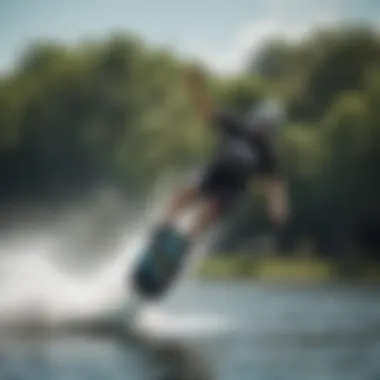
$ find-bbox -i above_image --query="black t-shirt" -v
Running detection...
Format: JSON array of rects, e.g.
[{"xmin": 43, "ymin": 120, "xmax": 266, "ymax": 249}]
[{"xmin": 211, "ymin": 110, "xmax": 280, "ymax": 177}]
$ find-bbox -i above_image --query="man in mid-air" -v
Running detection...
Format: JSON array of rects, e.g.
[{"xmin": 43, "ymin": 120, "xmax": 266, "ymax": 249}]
[{"xmin": 134, "ymin": 67, "xmax": 290, "ymax": 297}]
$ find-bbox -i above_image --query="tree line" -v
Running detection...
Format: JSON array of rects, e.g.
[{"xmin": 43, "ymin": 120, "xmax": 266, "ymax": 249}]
[{"xmin": 0, "ymin": 26, "xmax": 379, "ymax": 259}]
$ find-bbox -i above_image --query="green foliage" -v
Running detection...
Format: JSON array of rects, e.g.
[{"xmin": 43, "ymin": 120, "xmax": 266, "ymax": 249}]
[
  {"xmin": 0, "ymin": 34, "xmax": 209, "ymax": 200},
  {"xmin": 214, "ymin": 75, "xmax": 267, "ymax": 112},
  {"xmin": 0, "ymin": 25, "xmax": 380, "ymax": 258},
  {"xmin": 225, "ymin": 25, "xmax": 380, "ymax": 258}
]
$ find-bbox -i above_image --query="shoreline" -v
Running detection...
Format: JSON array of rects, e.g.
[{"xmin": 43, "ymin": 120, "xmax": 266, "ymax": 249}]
[{"xmin": 195, "ymin": 256, "xmax": 380, "ymax": 282}]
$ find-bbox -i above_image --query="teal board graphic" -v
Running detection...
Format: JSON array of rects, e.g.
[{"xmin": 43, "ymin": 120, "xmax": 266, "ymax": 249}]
[{"xmin": 132, "ymin": 225, "xmax": 190, "ymax": 299}]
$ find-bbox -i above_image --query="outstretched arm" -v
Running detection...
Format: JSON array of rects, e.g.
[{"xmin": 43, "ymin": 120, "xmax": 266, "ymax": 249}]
[
  {"xmin": 184, "ymin": 65, "xmax": 244, "ymax": 134},
  {"xmin": 185, "ymin": 65, "xmax": 215, "ymax": 121}
]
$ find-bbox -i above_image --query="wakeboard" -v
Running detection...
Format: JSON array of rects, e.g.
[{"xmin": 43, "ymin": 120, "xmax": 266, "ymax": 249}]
[{"xmin": 131, "ymin": 225, "xmax": 190, "ymax": 299}]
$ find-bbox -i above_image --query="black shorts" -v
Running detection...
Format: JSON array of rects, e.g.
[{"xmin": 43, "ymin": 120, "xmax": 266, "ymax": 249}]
[
  {"xmin": 195, "ymin": 151, "xmax": 278, "ymax": 211},
  {"xmin": 195, "ymin": 161, "xmax": 250, "ymax": 211}
]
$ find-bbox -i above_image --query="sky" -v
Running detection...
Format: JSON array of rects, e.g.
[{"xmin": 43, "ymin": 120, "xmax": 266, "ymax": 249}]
[{"xmin": 0, "ymin": 0, "xmax": 379, "ymax": 74}]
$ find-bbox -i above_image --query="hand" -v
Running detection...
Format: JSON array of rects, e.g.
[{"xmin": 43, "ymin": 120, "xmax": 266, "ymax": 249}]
[{"xmin": 268, "ymin": 194, "xmax": 290, "ymax": 227}]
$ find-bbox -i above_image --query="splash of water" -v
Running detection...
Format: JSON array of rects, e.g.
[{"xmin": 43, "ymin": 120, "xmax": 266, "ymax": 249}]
[
  {"xmin": 0, "ymin": 183, "xmax": 172, "ymax": 328},
  {"xmin": 0, "ymin": 179, "xmax": 230, "ymax": 338}
]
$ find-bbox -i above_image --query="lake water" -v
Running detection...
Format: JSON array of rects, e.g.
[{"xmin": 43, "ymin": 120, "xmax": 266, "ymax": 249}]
[{"xmin": 0, "ymin": 280, "xmax": 379, "ymax": 380}]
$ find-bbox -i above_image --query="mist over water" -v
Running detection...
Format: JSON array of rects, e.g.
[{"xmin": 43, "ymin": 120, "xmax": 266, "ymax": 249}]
[
  {"xmin": 0, "ymin": 185, "xmax": 162, "ymax": 328},
  {"xmin": 0, "ymin": 176, "xmax": 223, "ymax": 337},
  {"xmin": 1, "ymin": 186, "xmax": 379, "ymax": 380}
]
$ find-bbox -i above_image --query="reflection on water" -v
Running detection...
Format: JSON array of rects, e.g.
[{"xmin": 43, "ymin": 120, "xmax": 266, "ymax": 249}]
[{"xmin": 0, "ymin": 281, "xmax": 379, "ymax": 380}]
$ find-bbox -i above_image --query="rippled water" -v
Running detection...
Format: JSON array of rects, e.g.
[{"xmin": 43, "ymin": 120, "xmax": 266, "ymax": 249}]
[{"xmin": 1, "ymin": 281, "xmax": 380, "ymax": 380}]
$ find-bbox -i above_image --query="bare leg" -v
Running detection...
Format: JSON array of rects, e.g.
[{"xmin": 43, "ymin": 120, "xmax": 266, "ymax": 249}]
[
  {"xmin": 188, "ymin": 198, "xmax": 223, "ymax": 240},
  {"xmin": 161, "ymin": 184, "xmax": 200, "ymax": 226}
]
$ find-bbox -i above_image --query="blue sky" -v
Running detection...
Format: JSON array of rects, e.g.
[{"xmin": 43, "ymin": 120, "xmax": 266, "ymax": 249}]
[{"xmin": 0, "ymin": 0, "xmax": 379, "ymax": 74}]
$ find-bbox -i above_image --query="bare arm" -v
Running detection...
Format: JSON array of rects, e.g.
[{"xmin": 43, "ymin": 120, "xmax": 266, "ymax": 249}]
[
  {"xmin": 184, "ymin": 66, "xmax": 244, "ymax": 136},
  {"xmin": 185, "ymin": 66, "xmax": 215, "ymax": 121},
  {"xmin": 261, "ymin": 176, "xmax": 290, "ymax": 227}
]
